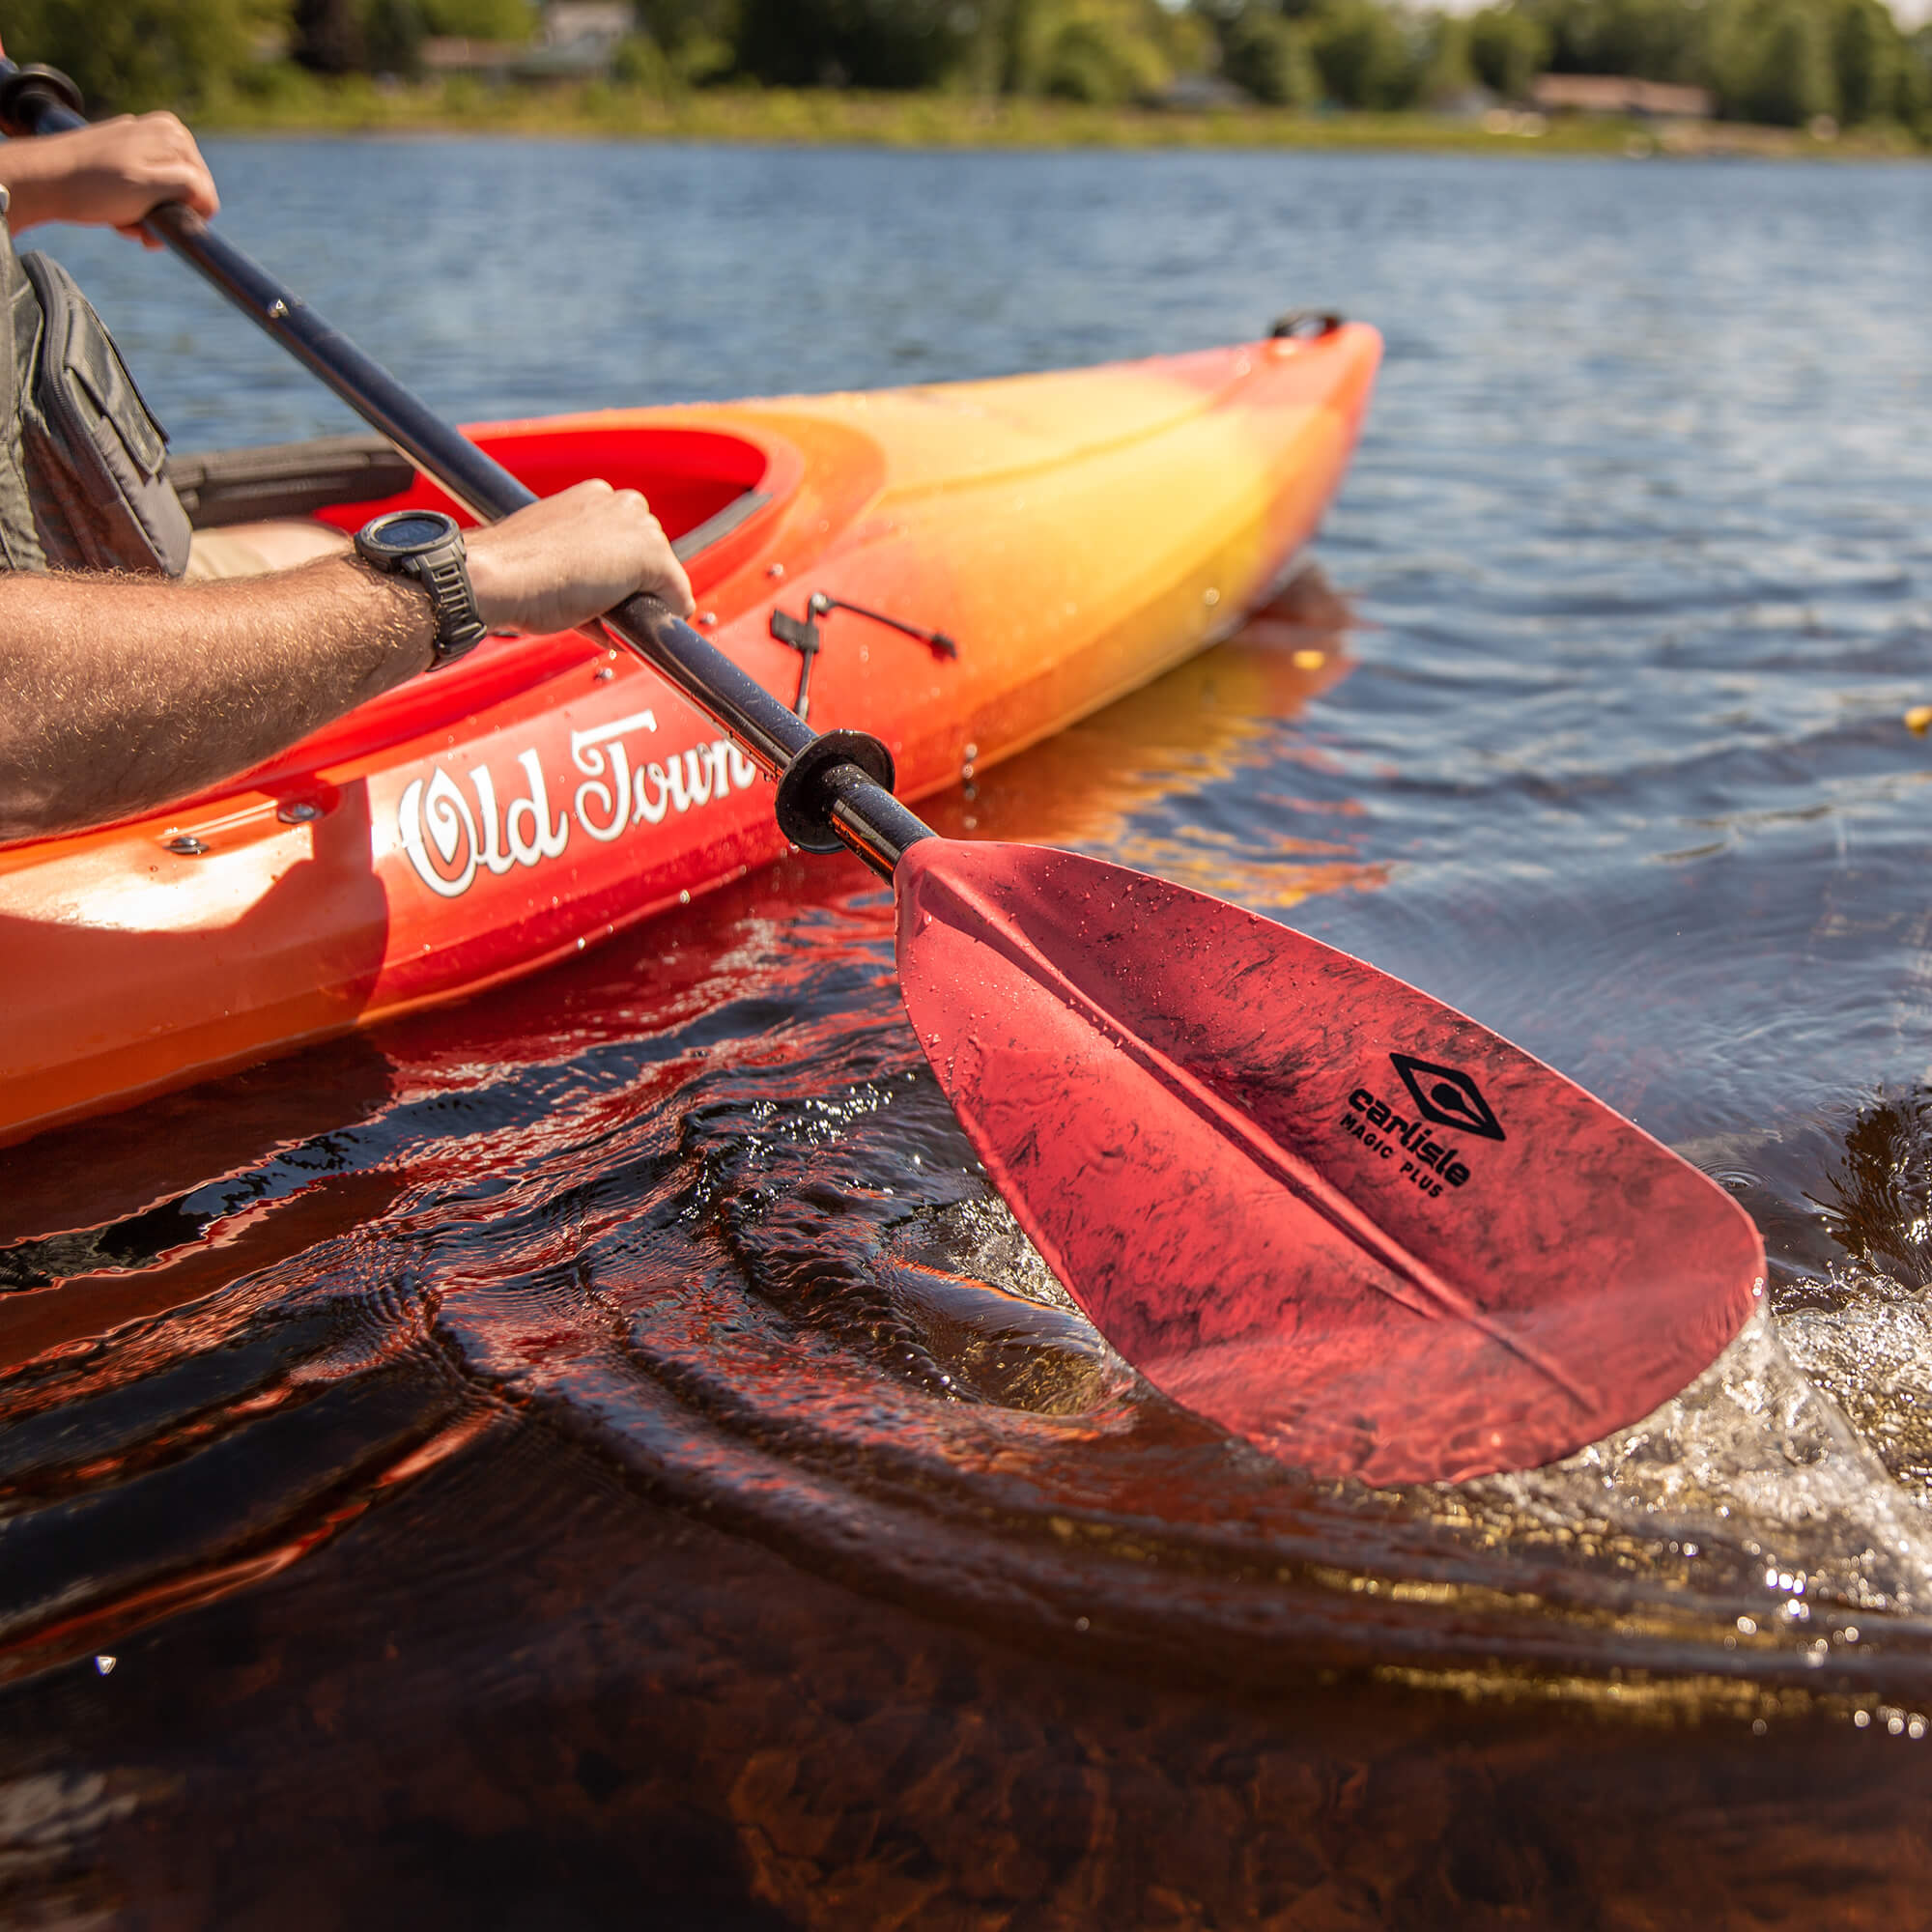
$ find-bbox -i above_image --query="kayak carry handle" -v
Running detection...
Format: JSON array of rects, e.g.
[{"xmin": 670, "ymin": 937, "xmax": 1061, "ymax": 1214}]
[{"xmin": 614, "ymin": 590, "xmax": 923, "ymax": 866}]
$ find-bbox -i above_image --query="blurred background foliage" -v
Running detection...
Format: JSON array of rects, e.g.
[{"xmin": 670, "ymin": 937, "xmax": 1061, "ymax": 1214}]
[
  {"xmin": 2, "ymin": 0, "xmax": 1927, "ymax": 133},
  {"xmin": 1, "ymin": 0, "xmax": 293, "ymax": 103}
]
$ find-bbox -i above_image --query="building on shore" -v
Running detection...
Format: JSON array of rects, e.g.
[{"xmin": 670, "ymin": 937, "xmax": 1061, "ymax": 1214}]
[
  {"xmin": 1530, "ymin": 74, "xmax": 1713, "ymax": 120},
  {"xmin": 423, "ymin": 1, "xmax": 636, "ymax": 82}
]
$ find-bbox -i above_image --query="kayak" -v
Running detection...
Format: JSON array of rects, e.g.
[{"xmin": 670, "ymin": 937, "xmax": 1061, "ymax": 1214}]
[{"xmin": 0, "ymin": 326, "xmax": 1380, "ymax": 1147}]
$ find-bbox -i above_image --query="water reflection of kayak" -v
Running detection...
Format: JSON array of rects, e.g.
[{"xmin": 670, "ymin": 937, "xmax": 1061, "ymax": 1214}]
[
  {"xmin": 0, "ymin": 327, "xmax": 1380, "ymax": 1149},
  {"xmin": 0, "ymin": 576, "xmax": 1368, "ymax": 1367},
  {"xmin": 923, "ymin": 562, "xmax": 1384, "ymax": 911}
]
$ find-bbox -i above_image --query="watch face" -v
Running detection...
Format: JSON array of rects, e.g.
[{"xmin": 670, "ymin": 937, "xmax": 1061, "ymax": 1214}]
[{"xmin": 362, "ymin": 509, "xmax": 459, "ymax": 557}]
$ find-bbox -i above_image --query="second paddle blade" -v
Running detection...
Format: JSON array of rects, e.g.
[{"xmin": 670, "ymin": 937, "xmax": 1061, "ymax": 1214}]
[{"xmin": 894, "ymin": 839, "xmax": 1763, "ymax": 1485}]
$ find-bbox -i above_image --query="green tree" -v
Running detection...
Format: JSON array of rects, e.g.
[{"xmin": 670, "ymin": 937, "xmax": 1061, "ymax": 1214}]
[
  {"xmin": 611, "ymin": 31, "xmax": 671, "ymax": 87},
  {"xmin": 362, "ymin": 0, "xmax": 425, "ymax": 73},
  {"xmin": 608, "ymin": 0, "xmax": 736, "ymax": 80},
  {"xmin": 1904, "ymin": 20, "xmax": 1932, "ymax": 132},
  {"xmin": 1042, "ymin": 3, "xmax": 1174, "ymax": 99},
  {"xmin": 632, "ymin": 0, "xmax": 735, "ymax": 42},
  {"xmin": 996, "ymin": 0, "xmax": 1183, "ymax": 100},
  {"xmin": 1304, "ymin": 0, "xmax": 1423, "ymax": 105},
  {"xmin": 417, "ymin": 0, "xmax": 532, "ymax": 36},
  {"xmin": 1521, "ymin": 0, "xmax": 1707, "ymax": 81},
  {"xmin": 1710, "ymin": 0, "xmax": 1835, "ymax": 121},
  {"xmin": 294, "ymin": 0, "xmax": 359, "ymax": 68},
  {"xmin": 0, "ymin": 0, "xmax": 290, "ymax": 108},
  {"xmin": 731, "ymin": 0, "xmax": 979, "ymax": 87},
  {"xmin": 1418, "ymin": 10, "xmax": 1476, "ymax": 99},
  {"xmin": 1466, "ymin": 2, "xmax": 1548, "ymax": 96},
  {"xmin": 1148, "ymin": 1, "xmax": 1214, "ymax": 74},
  {"xmin": 1831, "ymin": 0, "xmax": 1904, "ymax": 122},
  {"xmin": 1221, "ymin": 7, "xmax": 1320, "ymax": 101}
]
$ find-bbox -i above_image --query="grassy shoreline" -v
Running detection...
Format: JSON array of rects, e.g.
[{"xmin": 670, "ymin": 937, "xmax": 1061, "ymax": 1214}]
[{"xmin": 192, "ymin": 76, "xmax": 1928, "ymax": 159}]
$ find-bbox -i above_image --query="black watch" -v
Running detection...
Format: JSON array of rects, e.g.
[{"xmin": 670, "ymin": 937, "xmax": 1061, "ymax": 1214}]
[{"xmin": 354, "ymin": 508, "xmax": 488, "ymax": 668}]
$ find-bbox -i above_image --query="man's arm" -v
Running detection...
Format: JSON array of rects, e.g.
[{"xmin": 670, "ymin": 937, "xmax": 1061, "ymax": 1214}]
[
  {"xmin": 0, "ymin": 480, "xmax": 696, "ymax": 841},
  {"xmin": 0, "ymin": 119, "xmax": 701, "ymax": 841},
  {"xmin": 0, "ymin": 112, "xmax": 219, "ymax": 243},
  {"xmin": 0, "ymin": 556, "xmax": 431, "ymax": 840}
]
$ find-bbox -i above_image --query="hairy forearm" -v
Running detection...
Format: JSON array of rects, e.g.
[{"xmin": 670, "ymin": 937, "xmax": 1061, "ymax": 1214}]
[
  {"xmin": 0, "ymin": 116, "xmax": 220, "ymax": 236},
  {"xmin": 0, "ymin": 137, "xmax": 86, "ymax": 230},
  {"xmin": 0, "ymin": 559, "xmax": 434, "ymax": 841}
]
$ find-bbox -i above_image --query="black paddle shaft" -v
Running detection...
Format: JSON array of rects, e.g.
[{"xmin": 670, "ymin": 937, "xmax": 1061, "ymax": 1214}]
[{"xmin": 0, "ymin": 60, "xmax": 932, "ymax": 880}]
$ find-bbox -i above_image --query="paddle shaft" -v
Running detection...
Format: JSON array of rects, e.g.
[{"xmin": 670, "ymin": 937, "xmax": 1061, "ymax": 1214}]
[{"xmin": 0, "ymin": 61, "xmax": 931, "ymax": 881}]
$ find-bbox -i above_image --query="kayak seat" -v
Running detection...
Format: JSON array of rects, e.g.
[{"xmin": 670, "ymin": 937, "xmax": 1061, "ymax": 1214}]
[{"xmin": 168, "ymin": 435, "xmax": 417, "ymax": 527}]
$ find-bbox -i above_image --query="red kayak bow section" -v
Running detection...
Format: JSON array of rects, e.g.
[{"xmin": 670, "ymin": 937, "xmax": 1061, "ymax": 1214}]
[
  {"xmin": 894, "ymin": 839, "xmax": 1764, "ymax": 1484},
  {"xmin": 0, "ymin": 327, "xmax": 1379, "ymax": 1144}
]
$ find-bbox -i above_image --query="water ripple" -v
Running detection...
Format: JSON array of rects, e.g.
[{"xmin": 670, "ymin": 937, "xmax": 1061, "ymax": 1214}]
[{"xmin": 5, "ymin": 143, "xmax": 1932, "ymax": 1921}]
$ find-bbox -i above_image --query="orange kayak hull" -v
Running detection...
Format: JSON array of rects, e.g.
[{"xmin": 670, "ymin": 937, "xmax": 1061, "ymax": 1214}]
[{"xmin": 0, "ymin": 327, "xmax": 1380, "ymax": 1145}]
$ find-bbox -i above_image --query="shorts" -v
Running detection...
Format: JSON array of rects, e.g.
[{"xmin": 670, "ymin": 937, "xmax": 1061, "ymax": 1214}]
[{"xmin": 182, "ymin": 529, "xmax": 279, "ymax": 580}]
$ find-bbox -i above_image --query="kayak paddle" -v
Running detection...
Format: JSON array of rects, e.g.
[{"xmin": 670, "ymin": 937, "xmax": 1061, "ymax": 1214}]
[{"xmin": 0, "ymin": 63, "xmax": 1765, "ymax": 1483}]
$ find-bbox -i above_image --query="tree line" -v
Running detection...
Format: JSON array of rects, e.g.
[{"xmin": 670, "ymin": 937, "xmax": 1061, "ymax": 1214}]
[
  {"xmin": 1214, "ymin": 0, "xmax": 1931, "ymax": 128},
  {"xmin": 9, "ymin": 0, "xmax": 1931, "ymax": 134}
]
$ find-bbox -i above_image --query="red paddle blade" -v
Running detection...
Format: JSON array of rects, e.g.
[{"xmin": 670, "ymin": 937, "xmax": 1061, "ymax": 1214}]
[{"xmin": 894, "ymin": 839, "xmax": 1763, "ymax": 1485}]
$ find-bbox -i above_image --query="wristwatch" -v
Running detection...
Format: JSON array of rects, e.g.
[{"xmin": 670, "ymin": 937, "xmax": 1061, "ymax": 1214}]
[{"xmin": 353, "ymin": 508, "xmax": 488, "ymax": 668}]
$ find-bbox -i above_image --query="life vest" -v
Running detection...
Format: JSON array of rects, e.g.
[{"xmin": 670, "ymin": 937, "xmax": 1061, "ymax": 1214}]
[{"xmin": 0, "ymin": 192, "xmax": 190, "ymax": 577}]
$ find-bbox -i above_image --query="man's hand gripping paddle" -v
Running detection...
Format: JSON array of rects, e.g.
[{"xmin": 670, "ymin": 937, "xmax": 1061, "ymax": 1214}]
[{"xmin": 0, "ymin": 63, "xmax": 1764, "ymax": 1484}]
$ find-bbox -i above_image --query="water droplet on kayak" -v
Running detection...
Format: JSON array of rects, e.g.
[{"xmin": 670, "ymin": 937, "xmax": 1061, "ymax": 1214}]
[
  {"xmin": 697, "ymin": 611, "xmax": 718, "ymax": 628},
  {"xmin": 766, "ymin": 562, "xmax": 785, "ymax": 580},
  {"xmin": 1204, "ymin": 587, "xmax": 1220, "ymax": 607},
  {"xmin": 593, "ymin": 666, "xmax": 614, "ymax": 683},
  {"xmin": 95, "ymin": 1655, "xmax": 116, "ymax": 1675},
  {"xmin": 679, "ymin": 889, "xmax": 691, "ymax": 904}
]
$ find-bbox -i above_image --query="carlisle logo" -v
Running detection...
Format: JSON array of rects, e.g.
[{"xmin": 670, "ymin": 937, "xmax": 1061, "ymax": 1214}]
[
  {"xmin": 1337, "ymin": 1053, "xmax": 1504, "ymax": 1200},
  {"xmin": 1388, "ymin": 1053, "xmax": 1506, "ymax": 1144}
]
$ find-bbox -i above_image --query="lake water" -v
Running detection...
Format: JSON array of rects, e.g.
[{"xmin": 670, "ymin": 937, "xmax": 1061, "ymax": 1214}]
[{"xmin": 5, "ymin": 140, "xmax": 1932, "ymax": 1925}]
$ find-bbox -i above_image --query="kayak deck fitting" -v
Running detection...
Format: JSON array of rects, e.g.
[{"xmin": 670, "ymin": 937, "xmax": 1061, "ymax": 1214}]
[{"xmin": 0, "ymin": 326, "xmax": 1381, "ymax": 1146}]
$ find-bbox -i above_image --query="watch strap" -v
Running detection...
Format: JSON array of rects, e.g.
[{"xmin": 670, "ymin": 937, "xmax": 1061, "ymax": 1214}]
[{"xmin": 410, "ymin": 549, "xmax": 489, "ymax": 665}]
